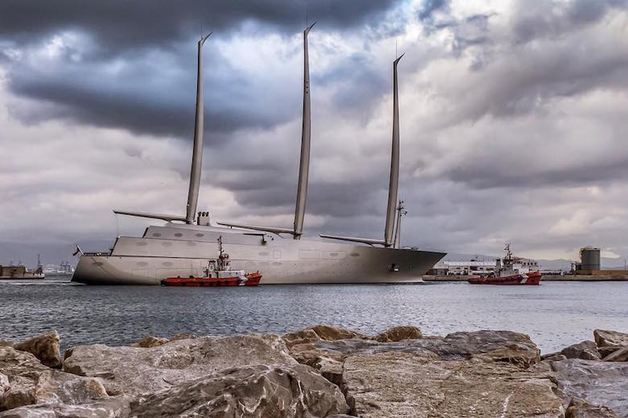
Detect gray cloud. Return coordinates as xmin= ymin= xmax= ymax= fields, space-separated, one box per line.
xmin=3 ymin=0 xmax=628 ymax=266
xmin=512 ymin=0 xmax=628 ymax=44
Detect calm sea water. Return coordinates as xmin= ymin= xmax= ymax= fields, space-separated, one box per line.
xmin=1 ymin=277 xmax=627 ymax=354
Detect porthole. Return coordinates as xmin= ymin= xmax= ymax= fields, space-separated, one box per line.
xmin=195 ymin=233 xmax=204 ymax=238
xmin=174 ymin=233 xmax=183 ymax=237
xmin=152 ymin=233 xmax=162 ymax=237
xmin=350 ymin=252 xmax=360 ymax=257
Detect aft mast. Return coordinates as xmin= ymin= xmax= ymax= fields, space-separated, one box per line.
xmin=186 ymin=33 xmax=212 ymax=224
xmin=384 ymin=54 xmax=403 ymax=246
xmin=320 ymin=53 xmax=405 ymax=247
xmin=293 ymin=22 xmax=315 ymax=239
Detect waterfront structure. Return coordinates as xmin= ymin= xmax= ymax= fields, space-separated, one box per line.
xmin=0 ymin=264 xmax=44 ymax=279
xmin=72 ymin=28 xmax=445 ymax=285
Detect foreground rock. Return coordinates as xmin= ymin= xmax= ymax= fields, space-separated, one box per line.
xmin=343 ymin=352 xmax=562 ymax=417
xmin=129 ymin=364 xmax=348 ymax=417
xmin=13 ymin=331 xmax=62 ymax=369
xmin=3 ymin=326 xmax=628 ymax=418
xmin=0 ymin=346 xmax=108 ymax=411
xmin=552 ymin=359 xmax=628 ymax=417
xmin=63 ymin=334 xmax=298 ymax=396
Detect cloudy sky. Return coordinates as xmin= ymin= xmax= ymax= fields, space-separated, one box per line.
xmin=1 ymin=0 xmax=628 ymax=266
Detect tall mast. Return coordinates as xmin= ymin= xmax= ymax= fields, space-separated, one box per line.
xmin=293 ymin=22 xmax=315 ymax=238
xmin=384 ymin=54 xmax=404 ymax=246
xmin=186 ymin=33 xmax=212 ymax=224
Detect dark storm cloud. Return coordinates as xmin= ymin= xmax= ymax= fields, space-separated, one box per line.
xmin=0 ymin=0 xmax=402 ymax=139
xmin=0 ymin=0 xmax=399 ymax=55
xmin=7 ymin=47 xmax=287 ymax=138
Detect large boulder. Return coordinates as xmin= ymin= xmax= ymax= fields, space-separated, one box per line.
xmin=129 ymin=364 xmax=349 ymax=417
xmin=63 ymin=334 xmax=298 ymax=396
xmin=560 ymin=341 xmax=601 ymax=361
xmin=552 ymin=359 xmax=628 ymax=417
xmin=13 ymin=331 xmax=62 ymax=369
xmin=288 ymin=330 xmax=540 ymax=371
xmin=0 ymin=346 xmax=108 ymax=411
xmin=374 ymin=326 xmax=423 ymax=342
xmin=342 ymin=351 xmax=563 ymax=417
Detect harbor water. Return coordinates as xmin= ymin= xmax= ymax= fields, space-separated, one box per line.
xmin=1 ymin=278 xmax=627 ymax=353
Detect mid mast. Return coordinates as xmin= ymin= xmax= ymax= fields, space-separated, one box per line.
xmin=219 ymin=24 xmax=316 ymax=238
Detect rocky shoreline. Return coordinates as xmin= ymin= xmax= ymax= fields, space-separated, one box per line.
xmin=1 ymin=326 xmax=627 ymax=417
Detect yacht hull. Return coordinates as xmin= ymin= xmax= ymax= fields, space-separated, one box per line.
xmin=72 ymin=224 xmax=445 ymax=285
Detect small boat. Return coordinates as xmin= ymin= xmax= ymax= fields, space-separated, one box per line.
xmin=162 ymin=237 xmax=261 ymax=287
xmin=468 ymin=244 xmax=542 ymax=286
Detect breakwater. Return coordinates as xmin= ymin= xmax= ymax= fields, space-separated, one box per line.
xmin=1 ymin=326 xmax=627 ymax=417
xmin=424 ymin=274 xmax=628 ymax=281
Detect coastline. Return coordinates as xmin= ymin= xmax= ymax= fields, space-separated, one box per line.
xmin=1 ymin=326 xmax=627 ymax=417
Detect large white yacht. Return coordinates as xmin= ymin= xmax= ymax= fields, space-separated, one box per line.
xmin=72 ymin=26 xmax=446 ymax=285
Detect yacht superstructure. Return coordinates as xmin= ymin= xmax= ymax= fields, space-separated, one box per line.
xmin=72 ymin=27 xmax=445 ymax=285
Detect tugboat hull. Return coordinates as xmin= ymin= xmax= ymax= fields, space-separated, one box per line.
xmin=468 ymin=271 xmax=542 ymax=285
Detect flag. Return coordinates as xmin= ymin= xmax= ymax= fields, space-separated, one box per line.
xmin=72 ymin=245 xmax=83 ymax=257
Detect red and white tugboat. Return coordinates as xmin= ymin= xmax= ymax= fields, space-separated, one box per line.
xmin=162 ymin=237 xmax=261 ymax=287
xmin=468 ymin=244 xmax=541 ymax=285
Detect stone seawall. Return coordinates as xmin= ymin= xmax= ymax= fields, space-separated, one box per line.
xmin=1 ymin=326 xmax=628 ymax=417
xmin=423 ymin=275 xmax=628 ymax=282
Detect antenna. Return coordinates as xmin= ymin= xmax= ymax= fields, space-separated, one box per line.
xmin=396 ymin=38 xmax=398 ymax=59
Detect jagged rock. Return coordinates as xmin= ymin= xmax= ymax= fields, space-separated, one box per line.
xmin=132 ymin=335 xmax=169 ymax=348
xmin=129 ymin=364 xmax=349 ymax=417
xmin=594 ymin=330 xmax=628 ymax=358
xmin=374 ymin=325 xmax=422 ymax=342
xmin=283 ymin=325 xmax=368 ymax=349
xmin=169 ymin=333 xmax=196 ymax=342
xmin=0 ymin=398 xmax=131 ymax=418
xmin=565 ymin=398 xmax=619 ymax=418
xmin=342 ymin=351 xmax=563 ymax=417
xmin=542 ymin=353 xmax=568 ymax=362
xmin=0 ymin=346 xmax=108 ymax=411
xmin=14 ymin=331 xmax=62 ymax=369
xmin=0 ymin=342 xmax=13 ymax=348
xmin=561 ymin=341 xmax=601 ymax=360
xmin=594 ymin=330 xmax=628 ymax=348
xmin=552 ymin=359 xmax=628 ymax=417
xmin=63 ymin=334 xmax=297 ymax=396
xmin=0 ymin=374 xmax=8 ymax=397
xmin=602 ymin=347 xmax=628 ymax=362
